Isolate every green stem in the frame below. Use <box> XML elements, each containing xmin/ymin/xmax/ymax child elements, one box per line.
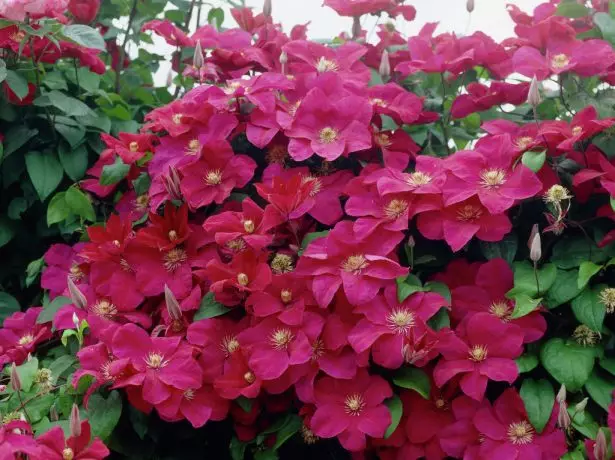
<box><xmin>115</xmin><ymin>0</ymin><xmax>139</xmax><ymax>93</ymax></box>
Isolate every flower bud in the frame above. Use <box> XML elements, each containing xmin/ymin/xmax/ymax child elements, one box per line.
<box><xmin>529</xmin><ymin>226</ymin><xmax>541</xmax><ymax>263</ymax></box>
<box><xmin>556</xmin><ymin>384</ymin><xmax>566</xmax><ymax>404</ymax></box>
<box><xmin>575</xmin><ymin>397</ymin><xmax>589</xmax><ymax>413</ymax></box>
<box><xmin>279</xmin><ymin>51</ymin><xmax>288</xmax><ymax>74</ymax></box>
<box><xmin>50</xmin><ymin>404</ymin><xmax>59</xmax><ymax>422</ymax></box>
<box><xmin>67</xmin><ymin>277</ymin><xmax>87</xmax><ymax>310</ymax></box>
<box><xmin>527</xmin><ymin>76</ymin><xmax>542</xmax><ymax>108</ymax></box>
<box><xmin>69</xmin><ymin>0</ymin><xmax>101</xmax><ymax>24</ymax></box>
<box><xmin>557</xmin><ymin>401</ymin><xmax>570</xmax><ymax>429</ymax></box>
<box><xmin>407</xmin><ymin>235</ymin><xmax>416</xmax><ymax>248</ymax></box>
<box><xmin>164</xmin><ymin>285</ymin><xmax>182</xmax><ymax>321</ymax></box>
<box><xmin>193</xmin><ymin>40</ymin><xmax>204</xmax><ymax>70</ymax></box>
<box><xmin>379</xmin><ymin>50</ymin><xmax>391</xmax><ymax>80</ymax></box>
<box><xmin>70</xmin><ymin>403</ymin><xmax>81</xmax><ymax>438</ymax></box>
<box><xmin>466</xmin><ymin>0</ymin><xmax>475</xmax><ymax>12</ymax></box>
<box><xmin>352</xmin><ymin>16</ymin><xmax>362</xmax><ymax>40</ymax></box>
<box><xmin>595</xmin><ymin>429</ymin><xmax>608</xmax><ymax>460</ymax></box>
<box><xmin>263</xmin><ymin>0</ymin><xmax>272</xmax><ymax>18</ymax></box>
<box><xmin>10</xmin><ymin>363</ymin><xmax>21</xmax><ymax>392</ymax></box>
<box><xmin>72</xmin><ymin>313</ymin><xmax>80</xmax><ymax>329</ymax></box>
<box><xmin>163</xmin><ymin>166</ymin><xmax>182</xmax><ymax>201</ymax></box>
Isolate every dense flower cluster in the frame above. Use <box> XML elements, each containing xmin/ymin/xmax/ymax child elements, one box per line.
<box><xmin>1</xmin><ymin>0</ymin><xmax>615</xmax><ymax>458</ymax></box>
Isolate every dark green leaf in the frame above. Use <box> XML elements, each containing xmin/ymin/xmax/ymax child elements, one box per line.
<box><xmin>571</xmin><ymin>286</ymin><xmax>606</xmax><ymax>332</ymax></box>
<box><xmin>585</xmin><ymin>371</ymin><xmax>615</xmax><ymax>411</ymax></box>
<box><xmin>520</xmin><ymin>379</ymin><xmax>555</xmax><ymax>433</ymax></box>
<box><xmin>427</xmin><ymin>307</ymin><xmax>450</xmax><ymax>331</ymax></box>
<box><xmin>577</xmin><ymin>261</ymin><xmax>602</xmax><ymax>289</ymax></box>
<box><xmin>100</xmin><ymin>157</ymin><xmax>130</xmax><ymax>186</ymax></box>
<box><xmin>0</xmin><ymin>292</ymin><xmax>20</xmax><ymax>325</ymax></box>
<box><xmin>600</xmin><ymin>357</ymin><xmax>615</xmax><ymax>376</ymax></box>
<box><xmin>65</xmin><ymin>187</ymin><xmax>95</xmax><ymax>222</ymax></box>
<box><xmin>37</xmin><ymin>296</ymin><xmax>71</xmax><ymax>324</ymax></box>
<box><xmin>2</xmin><ymin>126</ymin><xmax>37</xmax><ymax>158</ymax></box>
<box><xmin>0</xmin><ymin>217</ymin><xmax>15</xmax><ymax>248</ymax></box>
<box><xmin>517</xmin><ymin>353</ymin><xmax>539</xmax><ymax>373</ymax></box>
<box><xmin>543</xmin><ymin>268</ymin><xmax>583</xmax><ymax>308</ymax></box>
<box><xmin>540</xmin><ymin>338</ymin><xmax>596</xmax><ymax>392</ymax></box>
<box><xmin>132</xmin><ymin>173</ymin><xmax>151</xmax><ymax>196</ymax></box>
<box><xmin>396</xmin><ymin>274</ymin><xmax>425</xmax><ymax>302</ymax></box>
<box><xmin>0</xmin><ymin>59</ymin><xmax>6</xmax><ymax>83</ymax></box>
<box><xmin>5</xmin><ymin>70</ymin><xmax>29</xmax><ymax>100</ymax></box>
<box><xmin>392</xmin><ymin>367</ymin><xmax>430</xmax><ymax>398</ymax></box>
<box><xmin>230</xmin><ymin>437</ymin><xmax>247</xmax><ymax>460</ymax></box>
<box><xmin>551</xmin><ymin>237</ymin><xmax>611</xmax><ymax>269</ymax></box>
<box><xmin>48</xmin><ymin>355</ymin><xmax>75</xmax><ymax>384</ymax></box>
<box><xmin>129</xmin><ymin>406</ymin><xmax>149</xmax><ymax>440</ymax></box>
<box><xmin>272</xmin><ymin>414</ymin><xmax>302</xmax><ymax>450</ymax></box>
<box><xmin>58</xmin><ymin>143</ymin><xmax>88</xmax><ymax>181</ymax></box>
<box><xmin>62</xmin><ymin>24</ymin><xmax>105</xmax><ymax>50</ymax></box>
<box><xmin>424</xmin><ymin>281</ymin><xmax>451</xmax><ymax>304</ymax></box>
<box><xmin>25</xmin><ymin>151</ymin><xmax>64</xmax><ymax>201</ymax></box>
<box><xmin>26</xmin><ymin>257</ymin><xmax>45</xmax><ymax>287</ymax></box>
<box><xmin>384</xmin><ymin>395</ymin><xmax>403</xmax><ymax>439</ymax></box>
<box><xmin>86</xmin><ymin>391</ymin><xmax>122</xmax><ymax>441</ymax></box>
<box><xmin>521</xmin><ymin>150</ymin><xmax>546</xmax><ymax>173</ymax></box>
<box><xmin>480</xmin><ymin>232</ymin><xmax>518</xmax><ymax>264</ymax></box>
<box><xmin>15</xmin><ymin>357</ymin><xmax>39</xmax><ymax>392</ymax></box>
<box><xmin>193</xmin><ymin>292</ymin><xmax>231</xmax><ymax>320</ymax></box>
<box><xmin>207</xmin><ymin>7</ymin><xmax>225</xmax><ymax>29</ymax></box>
<box><xmin>235</xmin><ymin>396</ymin><xmax>252</xmax><ymax>413</ymax></box>
<box><xmin>38</xmin><ymin>90</ymin><xmax>95</xmax><ymax>118</ymax></box>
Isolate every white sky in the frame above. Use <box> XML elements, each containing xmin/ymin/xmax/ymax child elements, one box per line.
<box><xmin>148</xmin><ymin>0</ymin><xmax>545</xmax><ymax>85</ymax></box>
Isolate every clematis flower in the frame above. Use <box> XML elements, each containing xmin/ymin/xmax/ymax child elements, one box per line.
<box><xmin>549</xmin><ymin>106</ymin><xmax>615</xmax><ymax>152</ymax></box>
<box><xmin>433</xmin><ymin>313</ymin><xmax>524</xmax><ymax>400</ymax></box>
<box><xmin>137</xmin><ymin>203</ymin><xmax>191</xmax><ymax>252</ymax></box>
<box><xmin>284</xmin><ymin>86</ymin><xmax>372</xmax><ymax>161</ymax></box>
<box><xmin>41</xmin><ymin>243</ymin><xmax>86</xmax><ymax>299</ymax></box>
<box><xmin>35</xmin><ymin>420</ymin><xmax>109</xmax><ymax>460</ymax></box>
<box><xmin>296</xmin><ymin>220</ymin><xmax>406</xmax><ymax>307</ymax></box>
<box><xmin>368</xmin><ymin>83</ymin><xmax>424</xmax><ymax>125</ymax></box>
<box><xmin>475</xmin><ymin>388</ymin><xmax>567</xmax><ymax>459</ymax></box>
<box><xmin>417</xmin><ymin>196</ymin><xmax>512</xmax><ymax>252</ymax></box>
<box><xmin>323</xmin><ymin>0</ymin><xmax>397</xmax><ymax>16</ymax></box>
<box><xmin>100</xmin><ymin>132</ymin><xmax>156</xmax><ymax>165</ymax></box>
<box><xmin>451</xmin><ymin>81</ymin><xmax>529</xmax><ymax>119</ymax></box>
<box><xmin>573</xmin><ymin>146</ymin><xmax>615</xmax><ymax>198</ymax></box>
<box><xmin>156</xmin><ymin>384</ymin><xmax>229</xmax><ymax>428</ymax></box>
<box><xmin>439</xmin><ymin>395</ymin><xmax>490</xmax><ymax>459</ymax></box>
<box><xmin>142</xmin><ymin>20</ymin><xmax>193</xmax><ymax>47</ymax></box>
<box><xmin>310</xmin><ymin>369</ymin><xmax>392</xmax><ymax>452</ymax></box>
<box><xmin>0</xmin><ymin>421</ymin><xmax>40</xmax><ymax>459</ymax></box>
<box><xmin>348</xmin><ymin>286</ymin><xmax>447</xmax><ymax>369</ymax></box>
<box><xmin>0</xmin><ymin>307</ymin><xmax>51</xmax><ymax>367</ymax></box>
<box><xmin>112</xmin><ymin>324</ymin><xmax>203</xmax><ymax>405</ymax></box>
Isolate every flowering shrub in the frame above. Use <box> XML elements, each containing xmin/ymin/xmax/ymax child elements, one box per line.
<box><xmin>2</xmin><ymin>0</ymin><xmax>615</xmax><ymax>458</ymax></box>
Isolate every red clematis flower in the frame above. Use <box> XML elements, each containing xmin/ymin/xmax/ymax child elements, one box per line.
<box><xmin>440</xmin><ymin>395</ymin><xmax>490</xmax><ymax>459</ymax></box>
<box><xmin>573</xmin><ymin>146</ymin><xmax>615</xmax><ymax>198</ymax></box>
<box><xmin>0</xmin><ymin>307</ymin><xmax>51</xmax><ymax>367</ymax></box>
<box><xmin>296</xmin><ymin>220</ymin><xmax>406</xmax><ymax>307</ymax></box>
<box><xmin>434</xmin><ymin>313</ymin><xmax>524</xmax><ymax>400</ymax></box>
<box><xmin>34</xmin><ymin>420</ymin><xmax>109</xmax><ymax>460</ymax></box>
<box><xmin>156</xmin><ymin>384</ymin><xmax>229</xmax><ymax>428</ymax></box>
<box><xmin>0</xmin><ymin>421</ymin><xmax>40</xmax><ymax>459</ymax></box>
<box><xmin>450</xmin><ymin>81</ymin><xmax>529</xmax><ymax>119</ymax></box>
<box><xmin>309</xmin><ymin>369</ymin><xmax>392</xmax><ymax>452</ymax></box>
<box><xmin>41</xmin><ymin>243</ymin><xmax>87</xmax><ymax>299</ymax></box>
<box><xmin>100</xmin><ymin>132</ymin><xmax>156</xmax><ymax>165</ymax></box>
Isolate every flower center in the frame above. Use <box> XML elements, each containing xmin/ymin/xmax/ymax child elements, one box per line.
<box><xmin>376</xmin><ymin>133</ymin><xmax>391</xmax><ymax>147</ymax></box>
<box><xmin>62</xmin><ymin>447</ymin><xmax>75</xmax><ymax>460</ymax></box>
<box><xmin>456</xmin><ymin>204</ymin><xmax>483</xmax><ymax>222</ymax></box>
<box><xmin>384</xmin><ymin>199</ymin><xmax>408</xmax><ymax>220</ymax></box>
<box><xmin>237</xmin><ymin>273</ymin><xmax>249</xmax><ymax>286</ymax></box>
<box><xmin>186</xmin><ymin>139</ymin><xmax>200</xmax><ymax>155</ymax></box>
<box><xmin>145</xmin><ymin>352</ymin><xmax>169</xmax><ymax>370</ymax></box>
<box><xmin>100</xmin><ymin>361</ymin><xmax>115</xmax><ymax>382</ymax></box>
<box><xmin>183</xmin><ymin>389</ymin><xmax>195</xmax><ymax>400</ymax></box>
<box><xmin>204</xmin><ymin>169</ymin><xmax>223</xmax><ymax>185</ymax></box>
<box><xmin>270</xmin><ymin>328</ymin><xmax>294</xmax><ymax>350</ymax></box>
<box><xmin>271</xmin><ymin>254</ymin><xmax>294</xmax><ymax>273</ymax></box>
<box><xmin>344</xmin><ymin>393</ymin><xmax>366</xmax><ymax>416</ymax></box>
<box><xmin>551</xmin><ymin>53</ymin><xmax>570</xmax><ymax>69</ymax></box>
<box><xmin>572</xmin><ymin>125</ymin><xmax>582</xmax><ymax>136</ymax></box>
<box><xmin>407</xmin><ymin>171</ymin><xmax>432</xmax><ymax>186</ymax></box>
<box><xmin>341</xmin><ymin>254</ymin><xmax>369</xmax><ymax>274</ymax></box>
<box><xmin>281</xmin><ymin>289</ymin><xmax>293</xmax><ymax>304</ymax></box>
<box><xmin>69</xmin><ymin>264</ymin><xmax>83</xmax><ymax>281</ymax></box>
<box><xmin>434</xmin><ymin>398</ymin><xmax>447</xmax><ymax>410</ymax></box>
<box><xmin>319</xmin><ymin>127</ymin><xmax>338</xmax><ymax>144</ymax></box>
<box><xmin>226</xmin><ymin>238</ymin><xmax>247</xmax><ymax>252</ymax></box>
<box><xmin>599</xmin><ymin>287</ymin><xmax>615</xmax><ymax>314</ymax></box>
<box><xmin>220</xmin><ymin>335</ymin><xmax>240</xmax><ymax>356</ymax></box>
<box><xmin>573</xmin><ymin>325</ymin><xmax>599</xmax><ymax>347</ymax></box>
<box><xmin>489</xmin><ymin>301</ymin><xmax>511</xmax><ymax>320</ymax></box>
<box><xmin>468</xmin><ymin>345</ymin><xmax>488</xmax><ymax>362</ymax></box>
<box><xmin>244</xmin><ymin>371</ymin><xmax>255</xmax><ymax>384</ymax></box>
<box><xmin>302</xmin><ymin>176</ymin><xmax>323</xmax><ymax>196</ymax></box>
<box><xmin>301</xmin><ymin>425</ymin><xmax>319</xmax><ymax>444</ymax></box>
<box><xmin>507</xmin><ymin>421</ymin><xmax>534</xmax><ymax>445</ymax></box>
<box><xmin>515</xmin><ymin>136</ymin><xmax>533</xmax><ymax>151</ymax></box>
<box><xmin>369</xmin><ymin>98</ymin><xmax>387</xmax><ymax>107</ymax></box>
<box><xmin>18</xmin><ymin>334</ymin><xmax>34</xmax><ymax>346</ymax></box>
<box><xmin>129</xmin><ymin>141</ymin><xmax>139</xmax><ymax>152</ymax></box>
<box><xmin>312</xmin><ymin>339</ymin><xmax>325</xmax><ymax>360</ymax></box>
<box><xmin>387</xmin><ymin>308</ymin><xmax>416</xmax><ymax>334</ymax></box>
<box><xmin>168</xmin><ymin>230</ymin><xmax>178</xmax><ymax>241</ymax></box>
<box><xmin>544</xmin><ymin>184</ymin><xmax>572</xmax><ymax>204</ymax></box>
<box><xmin>172</xmin><ymin>113</ymin><xmax>183</xmax><ymax>124</ymax></box>
<box><xmin>120</xmin><ymin>258</ymin><xmax>133</xmax><ymax>272</ymax></box>
<box><xmin>316</xmin><ymin>57</ymin><xmax>339</xmax><ymax>72</ymax></box>
<box><xmin>243</xmin><ymin>220</ymin><xmax>255</xmax><ymax>233</ymax></box>
<box><xmin>266</xmin><ymin>145</ymin><xmax>288</xmax><ymax>164</ymax></box>
<box><xmin>10</xmin><ymin>31</ymin><xmax>25</xmax><ymax>42</ymax></box>
<box><xmin>163</xmin><ymin>248</ymin><xmax>188</xmax><ymax>272</ymax></box>
<box><xmin>91</xmin><ymin>300</ymin><xmax>118</xmax><ymax>320</ymax></box>
<box><xmin>479</xmin><ymin>169</ymin><xmax>506</xmax><ymax>188</ymax></box>
<box><xmin>135</xmin><ymin>194</ymin><xmax>149</xmax><ymax>210</ymax></box>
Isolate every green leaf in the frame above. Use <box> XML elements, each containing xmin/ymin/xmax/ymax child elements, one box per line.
<box><xmin>0</xmin><ymin>59</ymin><xmax>6</xmax><ymax>83</ymax></box>
<box><xmin>15</xmin><ymin>357</ymin><xmax>39</xmax><ymax>392</ymax></box>
<box><xmin>5</xmin><ymin>70</ymin><xmax>29</xmax><ymax>100</ymax></box>
<box><xmin>392</xmin><ymin>367</ymin><xmax>430</xmax><ymax>399</ymax></box>
<box><xmin>571</xmin><ymin>286</ymin><xmax>606</xmax><ymax>332</ymax></box>
<box><xmin>510</xmin><ymin>294</ymin><xmax>542</xmax><ymax>319</ymax></box>
<box><xmin>3</xmin><ymin>126</ymin><xmax>37</xmax><ymax>158</ymax></box>
<box><xmin>25</xmin><ymin>151</ymin><xmax>64</xmax><ymax>201</ymax></box>
<box><xmin>26</xmin><ymin>257</ymin><xmax>45</xmax><ymax>287</ymax></box>
<box><xmin>55</xmin><ymin>122</ymin><xmax>85</xmax><ymax>148</ymax></box>
<box><xmin>100</xmin><ymin>157</ymin><xmax>130</xmax><ymax>186</ymax></box>
<box><xmin>230</xmin><ymin>437</ymin><xmax>247</xmax><ymax>460</ymax></box>
<box><xmin>48</xmin><ymin>355</ymin><xmax>75</xmax><ymax>384</ymax></box>
<box><xmin>520</xmin><ymin>379</ymin><xmax>555</xmax><ymax>433</ymax></box>
<box><xmin>521</xmin><ymin>150</ymin><xmax>546</xmax><ymax>173</ymax></box>
<box><xmin>384</xmin><ymin>395</ymin><xmax>403</xmax><ymax>439</ymax></box>
<box><xmin>578</xmin><ymin>261</ymin><xmax>602</xmax><ymax>289</ymax></box>
<box><xmin>0</xmin><ymin>292</ymin><xmax>20</xmax><ymax>325</ymax></box>
<box><xmin>207</xmin><ymin>7</ymin><xmax>225</xmax><ymax>29</ymax></box>
<box><xmin>369</xmin><ymin>68</ymin><xmax>384</xmax><ymax>87</ymax></box>
<box><xmin>551</xmin><ymin>237</ymin><xmax>611</xmax><ymax>269</ymax></box>
<box><xmin>543</xmin><ymin>268</ymin><xmax>583</xmax><ymax>309</ymax></box>
<box><xmin>516</xmin><ymin>353</ymin><xmax>539</xmax><ymax>373</ymax></box>
<box><xmin>65</xmin><ymin>187</ymin><xmax>95</xmax><ymax>222</ymax></box>
<box><xmin>37</xmin><ymin>296</ymin><xmax>71</xmax><ymax>324</ymax></box>
<box><xmin>58</xmin><ymin>143</ymin><xmax>88</xmax><ymax>181</ymax></box>
<box><xmin>129</xmin><ymin>406</ymin><xmax>149</xmax><ymax>440</ymax></box>
<box><xmin>569</xmin><ymin>406</ymin><xmax>600</xmax><ymax>439</ymax></box>
<box><xmin>427</xmin><ymin>307</ymin><xmax>450</xmax><ymax>331</ymax></box>
<box><xmin>424</xmin><ymin>281</ymin><xmax>451</xmax><ymax>304</ymax></box>
<box><xmin>299</xmin><ymin>231</ymin><xmax>329</xmax><ymax>254</ymax></box>
<box><xmin>272</xmin><ymin>414</ymin><xmax>302</xmax><ymax>450</ymax></box>
<box><xmin>47</xmin><ymin>192</ymin><xmax>71</xmax><ymax>226</ymax></box>
<box><xmin>86</xmin><ymin>391</ymin><xmax>122</xmax><ymax>441</ymax></box>
<box><xmin>193</xmin><ymin>292</ymin><xmax>231</xmax><ymax>320</ymax></box>
<box><xmin>23</xmin><ymin>393</ymin><xmax>54</xmax><ymax>423</ymax></box>
<box><xmin>480</xmin><ymin>232</ymin><xmax>518</xmax><ymax>264</ymax></box>
<box><xmin>585</xmin><ymin>370</ymin><xmax>615</xmax><ymax>411</ymax></box>
<box><xmin>61</xmin><ymin>24</ymin><xmax>105</xmax><ymax>50</ymax></box>
<box><xmin>595</xmin><ymin>12</ymin><xmax>615</xmax><ymax>45</ymax></box>
<box><xmin>235</xmin><ymin>396</ymin><xmax>252</xmax><ymax>413</ymax></box>
<box><xmin>600</xmin><ymin>357</ymin><xmax>615</xmax><ymax>376</ymax></box>
<box><xmin>556</xmin><ymin>2</ymin><xmax>589</xmax><ymax>18</ymax></box>
<box><xmin>396</xmin><ymin>274</ymin><xmax>425</xmax><ymax>302</ymax></box>
<box><xmin>540</xmin><ymin>338</ymin><xmax>596</xmax><ymax>392</ymax></box>
<box><xmin>0</xmin><ymin>217</ymin><xmax>15</xmax><ymax>248</ymax></box>
<box><xmin>36</xmin><ymin>90</ymin><xmax>94</xmax><ymax>118</ymax></box>
<box><xmin>132</xmin><ymin>173</ymin><xmax>151</xmax><ymax>196</ymax></box>
<box><xmin>509</xmin><ymin>262</ymin><xmax>556</xmax><ymax>297</ymax></box>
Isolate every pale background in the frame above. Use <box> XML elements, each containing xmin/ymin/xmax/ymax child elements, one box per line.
<box><xmin>147</xmin><ymin>0</ymin><xmax>546</xmax><ymax>85</ymax></box>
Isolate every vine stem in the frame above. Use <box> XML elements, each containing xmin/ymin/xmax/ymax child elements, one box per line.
<box><xmin>115</xmin><ymin>0</ymin><xmax>139</xmax><ymax>93</ymax></box>
<box><xmin>173</xmin><ymin>0</ymin><xmax>198</xmax><ymax>98</ymax></box>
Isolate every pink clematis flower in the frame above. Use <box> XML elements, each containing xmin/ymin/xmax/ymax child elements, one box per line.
<box><xmin>573</xmin><ymin>146</ymin><xmax>615</xmax><ymax>198</ymax></box>
<box><xmin>156</xmin><ymin>384</ymin><xmax>230</xmax><ymax>428</ymax></box>
<box><xmin>0</xmin><ymin>421</ymin><xmax>40</xmax><ymax>459</ymax></box>
<box><xmin>434</xmin><ymin>313</ymin><xmax>524</xmax><ymax>400</ymax></box>
<box><xmin>0</xmin><ymin>308</ymin><xmax>51</xmax><ymax>366</ymax></box>
<box><xmin>310</xmin><ymin>370</ymin><xmax>392</xmax><ymax>452</ymax></box>
<box><xmin>451</xmin><ymin>81</ymin><xmax>529</xmax><ymax>119</ymax></box>
<box><xmin>439</xmin><ymin>395</ymin><xmax>490</xmax><ymax>459</ymax></box>
<box><xmin>296</xmin><ymin>220</ymin><xmax>406</xmax><ymax>307</ymax></box>
<box><xmin>284</xmin><ymin>86</ymin><xmax>372</xmax><ymax>161</ymax></box>
<box><xmin>35</xmin><ymin>420</ymin><xmax>109</xmax><ymax>460</ymax></box>
<box><xmin>323</xmin><ymin>0</ymin><xmax>397</xmax><ymax>16</ymax></box>
<box><xmin>112</xmin><ymin>324</ymin><xmax>203</xmax><ymax>405</ymax></box>
<box><xmin>41</xmin><ymin>243</ymin><xmax>86</xmax><ymax>299</ymax></box>
<box><xmin>475</xmin><ymin>388</ymin><xmax>567</xmax><ymax>459</ymax></box>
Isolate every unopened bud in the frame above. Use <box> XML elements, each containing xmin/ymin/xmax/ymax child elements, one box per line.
<box><xmin>527</xmin><ymin>76</ymin><xmax>542</xmax><ymax>108</ymax></box>
<box><xmin>379</xmin><ymin>50</ymin><xmax>391</xmax><ymax>80</ymax></box>
<box><xmin>70</xmin><ymin>404</ymin><xmax>81</xmax><ymax>438</ymax></box>
<box><xmin>556</xmin><ymin>384</ymin><xmax>566</xmax><ymax>404</ymax></box>
<box><xmin>466</xmin><ymin>0</ymin><xmax>475</xmax><ymax>13</ymax></box>
<box><xmin>50</xmin><ymin>404</ymin><xmax>59</xmax><ymax>422</ymax></box>
<box><xmin>67</xmin><ymin>277</ymin><xmax>87</xmax><ymax>310</ymax></box>
<box><xmin>575</xmin><ymin>397</ymin><xmax>588</xmax><ymax>413</ymax></box>
<box><xmin>529</xmin><ymin>226</ymin><xmax>541</xmax><ymax>263</ymax></box>
<box><xmin>595</xmin><ymin>429</ymin><xmax>608</xmax><ymax>460</ymax></box>
<box><xmin>164</xmin><ymin>284</ymin><xmax>182</xmax><ymax>321</ymax></box>
<box><xmin>10</xmin><ymin>363</ymin><xmax>21</xmax><ymax>392</ymax></box>
<box><xmin>352</xmin><ymin>16</ymin><xmax>362</xmax><ymax>40</ymax></box>
<box><xmin>72</xmin><ymin>313</ymin><xmax>80</xmax><ymax>329</ymax></box>
<box><xmin>279</xmin><ymin>51</ymin><xmax>288</xmax><ymax>74</ymax></box>
<box><xmin>557</xmin><ymin>401</ymin><xmax>570</xmax><ymax>429</ymax></box>
<box><xmin>407</xmin><ymin>235</ymin><xmax>416</xmax><ymax>248</ymax></box>
<box><xmin>263</xmin><ymin>0</ymin><xmax>272</xmax><ymax>18</ymax></box>
<box><xmin>193</xmin><ymin>40</ymin><xmax>204</xmax><ymax>70</ymax></box>
<box><xmin>163</xmin><ymin>166</ymin><xmax>182</xmax><ymax>201</ymax></box>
